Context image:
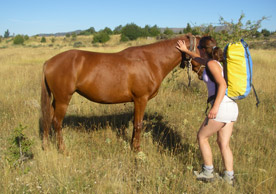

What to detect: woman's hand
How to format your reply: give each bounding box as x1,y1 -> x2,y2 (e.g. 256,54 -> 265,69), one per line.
208,106 -> 219,119
176,40 -> 188,52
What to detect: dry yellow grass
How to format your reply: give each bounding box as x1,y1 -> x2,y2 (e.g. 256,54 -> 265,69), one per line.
0,36 -> 275,193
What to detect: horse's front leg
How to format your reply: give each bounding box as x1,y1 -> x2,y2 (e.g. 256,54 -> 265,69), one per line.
131,97 -> 148,152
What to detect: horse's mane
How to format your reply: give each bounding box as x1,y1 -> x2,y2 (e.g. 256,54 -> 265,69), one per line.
120,35 -> 190,53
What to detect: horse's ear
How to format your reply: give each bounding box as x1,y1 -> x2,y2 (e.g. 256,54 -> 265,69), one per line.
180,52 -> 187,69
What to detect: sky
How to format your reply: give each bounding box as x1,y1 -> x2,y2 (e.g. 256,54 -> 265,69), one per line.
1,0 -> 275,36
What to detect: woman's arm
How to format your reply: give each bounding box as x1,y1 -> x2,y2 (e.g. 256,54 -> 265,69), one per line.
207,61 -> 227,119
176,40 -> 207,65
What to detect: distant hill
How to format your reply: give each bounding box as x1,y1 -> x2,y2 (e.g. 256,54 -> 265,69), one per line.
36,28 -> 187,37
36,30 -> 82,37
36,26 -> 226,37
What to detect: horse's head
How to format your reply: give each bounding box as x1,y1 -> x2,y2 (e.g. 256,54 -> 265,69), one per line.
180,35 -> 205,80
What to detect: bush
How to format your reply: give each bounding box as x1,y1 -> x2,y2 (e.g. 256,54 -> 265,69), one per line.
41,36 -> 46,43
6,124 -> 33,166
120,34 -> 130,42
71,33 -> 77,41
92,32 -> 110,43
148,25 -> 161,36
24,35 -> 29,41
163,28 -> 174,36
113,25 -> 123,34
73,41 -> 83,48
13,35 -> 24,45
121,23 -> 144,41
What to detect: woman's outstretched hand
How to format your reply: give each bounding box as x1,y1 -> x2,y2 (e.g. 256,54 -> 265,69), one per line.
176,40 -> 188,52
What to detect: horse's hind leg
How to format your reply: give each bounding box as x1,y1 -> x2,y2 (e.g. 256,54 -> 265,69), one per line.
52,100 -> 70,152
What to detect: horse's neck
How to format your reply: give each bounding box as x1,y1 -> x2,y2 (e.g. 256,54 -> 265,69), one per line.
151,38 -> 183,79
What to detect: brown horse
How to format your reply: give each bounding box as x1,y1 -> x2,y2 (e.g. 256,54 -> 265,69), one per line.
41,35 -> 202,152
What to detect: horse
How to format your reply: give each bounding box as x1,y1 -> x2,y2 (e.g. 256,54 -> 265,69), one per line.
41,34 -> 202,152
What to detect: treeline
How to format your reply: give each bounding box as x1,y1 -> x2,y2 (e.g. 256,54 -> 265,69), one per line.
1,14 -> 275,46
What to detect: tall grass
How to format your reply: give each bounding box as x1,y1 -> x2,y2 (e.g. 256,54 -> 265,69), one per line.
0,38 -> 275,193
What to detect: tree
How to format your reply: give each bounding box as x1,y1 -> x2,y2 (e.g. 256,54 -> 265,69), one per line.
183,23 -> 192,34
71,33 -> 77,40
218,13 -> 267,43
202,13 -> 268,47
24,35 -> 29,41
4,29 -> 10,38
41,36 -> 46,43
101,27 -> 113,35
163,28 -> 173,36
92,32 -> 110,43
261,29 -> 271,37
121,23 -> 143,41
79,27 -> 96,35
148,25 -> 160,36
13,35 -> 24,45
113,25 -> 123,34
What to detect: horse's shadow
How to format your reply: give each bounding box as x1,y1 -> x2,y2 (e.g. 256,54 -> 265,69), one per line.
39,110 -> 195,154
58,111 -> 189,154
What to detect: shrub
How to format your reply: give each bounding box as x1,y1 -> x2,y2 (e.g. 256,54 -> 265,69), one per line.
73,41 -> 83,48
163,28 -> 174,36
24,35 -> 29,41
121,23 -> 144,41
41,36 -> 46,43
92,32 -> 110,43
6,124 -> 33,166
71,33 -> 77,41
113,25 -> 123,34
13,35 -> 24,45
148,25 -> 161,36
4,29 -> 10,38
101,27 -> 113,35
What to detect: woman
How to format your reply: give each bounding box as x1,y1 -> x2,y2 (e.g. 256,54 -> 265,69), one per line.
176,36 -> 238,185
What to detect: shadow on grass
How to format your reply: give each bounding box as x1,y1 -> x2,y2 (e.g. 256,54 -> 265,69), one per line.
39,110 -> 198,156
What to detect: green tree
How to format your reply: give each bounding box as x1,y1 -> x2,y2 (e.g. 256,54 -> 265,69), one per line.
261,29 -> 271,37
79,27 -> 96,35
24,35 -> 29,41
113,25 -> 123,34
4,29 -> 10,38
121,23 -> 143,41
218,13 -> 267,43
101,27 -> 113,35
92,32 -> 110,43
163,28 -> 174,36
13,35 -> 24,45
203,13 -> 268,47
183,23 -> 192,34
71,32 -> 77,40
148,25 -> 161,36
41,36 -> 46,43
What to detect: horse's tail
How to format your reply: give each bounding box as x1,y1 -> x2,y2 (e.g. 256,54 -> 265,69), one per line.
41,63 -> 52,138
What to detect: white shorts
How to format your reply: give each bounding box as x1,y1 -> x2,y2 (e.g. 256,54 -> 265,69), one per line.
211,95 -> 239,123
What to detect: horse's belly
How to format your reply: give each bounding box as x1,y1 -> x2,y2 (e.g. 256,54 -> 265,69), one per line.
76,85 -> 133,104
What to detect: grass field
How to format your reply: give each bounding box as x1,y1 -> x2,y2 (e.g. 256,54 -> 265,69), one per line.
0,35 -> 275,193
